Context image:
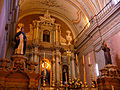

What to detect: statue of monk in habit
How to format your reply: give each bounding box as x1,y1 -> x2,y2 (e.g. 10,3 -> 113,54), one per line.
101,41 -> 112,65
13,27 -> 27,55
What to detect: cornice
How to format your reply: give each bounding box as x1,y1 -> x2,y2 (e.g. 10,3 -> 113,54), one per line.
75,2 -> 120,53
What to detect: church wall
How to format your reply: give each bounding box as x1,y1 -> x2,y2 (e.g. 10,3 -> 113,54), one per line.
76,2 -> 120,86
0,0 -> 20,59
106,30 -> 120,67
0,0 -> 7,58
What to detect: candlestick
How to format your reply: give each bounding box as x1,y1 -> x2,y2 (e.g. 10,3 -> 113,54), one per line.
52,51 -> 55,86
65,73 -> 67,84
84,66 -> 86,82
88,64 -> 93,82
59,52 -> 63,86
50,62 -> 51,87
60,71 -> 63,86
76,54 -> 78,64
65,73 -> 68,90
95,73 -> 98,88
83,55 -> 85,65
95,74 -> 97,84
88,57 -> 91,64
83,55 -> 87,87
59,52 -> 61,64
76,54 -> 80,79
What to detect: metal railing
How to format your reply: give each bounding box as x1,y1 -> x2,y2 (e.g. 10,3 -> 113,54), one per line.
73,0 -> 119,44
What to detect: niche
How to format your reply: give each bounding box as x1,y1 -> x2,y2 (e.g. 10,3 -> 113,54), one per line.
43,30 -> 50,42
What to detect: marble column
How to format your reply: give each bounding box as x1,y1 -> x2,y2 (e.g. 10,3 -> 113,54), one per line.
55,50 -> 60,85
71,53 -> 75,79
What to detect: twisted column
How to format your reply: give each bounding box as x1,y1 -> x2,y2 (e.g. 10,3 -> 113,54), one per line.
67,50 -> 71,83
71,53 -> 75,79
52,51 -> 55,86
59,52 -> 63,86
76,54 -> 80,79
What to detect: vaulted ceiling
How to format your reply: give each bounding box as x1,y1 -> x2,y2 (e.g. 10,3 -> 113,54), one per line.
18,0 -> 111,38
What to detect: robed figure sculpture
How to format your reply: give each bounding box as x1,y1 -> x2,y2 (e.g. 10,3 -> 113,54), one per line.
14,27 -> 27,55
102,41 -> 112,65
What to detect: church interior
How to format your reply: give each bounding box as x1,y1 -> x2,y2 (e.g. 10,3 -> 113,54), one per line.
0,0 -> 120,90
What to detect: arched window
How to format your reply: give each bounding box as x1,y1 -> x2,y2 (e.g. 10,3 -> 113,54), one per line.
43,30 -> 50,42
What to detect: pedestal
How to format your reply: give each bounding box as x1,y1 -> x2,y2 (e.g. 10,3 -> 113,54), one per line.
97,65 -> 120,90
0,55 -> 41,90
11,55 -> 28,71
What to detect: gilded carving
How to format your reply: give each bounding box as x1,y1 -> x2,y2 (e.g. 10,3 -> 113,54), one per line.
26,24 -> 33,40
40,0 -> 61,7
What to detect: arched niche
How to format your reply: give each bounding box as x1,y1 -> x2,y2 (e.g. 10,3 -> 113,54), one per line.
43,30 -> 50,42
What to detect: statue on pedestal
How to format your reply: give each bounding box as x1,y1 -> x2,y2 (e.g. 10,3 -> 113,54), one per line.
102,41 -> 112,65
66,30 -> 72,45
14,27 -> 27,55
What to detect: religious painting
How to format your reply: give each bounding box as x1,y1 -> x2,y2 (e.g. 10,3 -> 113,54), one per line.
43,30 -> 50,42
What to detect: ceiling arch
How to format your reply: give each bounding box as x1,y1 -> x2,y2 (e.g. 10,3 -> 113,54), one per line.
18,0 -> 111,38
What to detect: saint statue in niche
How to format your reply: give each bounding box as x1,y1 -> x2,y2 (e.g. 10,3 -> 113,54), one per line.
101,41 -> 112,65
66,30 -> 72,45
26,24 -> 33,40
60,35 -> 67,45
14,27 -> 27,55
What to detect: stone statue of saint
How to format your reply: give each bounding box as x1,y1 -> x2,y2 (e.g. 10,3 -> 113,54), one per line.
60,35 -> 67,45
66,30 -> 72,45
14,27 -> 27,55
101,41 -> 112,65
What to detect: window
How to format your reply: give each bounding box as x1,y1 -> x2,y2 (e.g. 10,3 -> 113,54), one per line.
96,64 -> 99,76
113,0 -> 120,4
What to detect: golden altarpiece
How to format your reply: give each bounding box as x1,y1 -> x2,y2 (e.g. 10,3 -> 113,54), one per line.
0,11 -> 76,90
26,10 -> 75,89
0,10 -> 120,90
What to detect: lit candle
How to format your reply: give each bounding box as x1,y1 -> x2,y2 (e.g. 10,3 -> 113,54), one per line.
88,57 -> 91,64
83,55 -> 85,64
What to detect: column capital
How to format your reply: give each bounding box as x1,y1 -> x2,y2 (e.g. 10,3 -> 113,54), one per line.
66,50 -> 71,57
